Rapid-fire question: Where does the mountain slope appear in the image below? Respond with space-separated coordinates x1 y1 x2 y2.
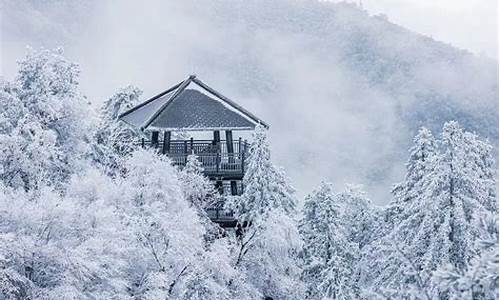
2 0 497 202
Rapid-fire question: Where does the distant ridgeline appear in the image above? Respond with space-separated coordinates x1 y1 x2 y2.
175 0 498 141
119 75 269 228
169 0 498 199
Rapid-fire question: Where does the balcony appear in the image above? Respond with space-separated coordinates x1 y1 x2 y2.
141 139 250 180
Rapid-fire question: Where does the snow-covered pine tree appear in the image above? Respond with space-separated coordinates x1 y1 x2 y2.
385 127 437 227
419 121 495 272
361 121 498 297
336 184 378 250
223 125 303 299
299 182 360 299
462 130 498 213
434 211 499 300
358 128 439 293
226 124 295 224
271 166 297 214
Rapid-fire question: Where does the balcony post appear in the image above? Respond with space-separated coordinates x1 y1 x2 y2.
241 150 245 174
213 130 221 173
184 140 188 163
213 130 220 145
225 130 234 162
151 131 159 148
226 130 238 194
162 131 171 154
241 139 248 174
216 150 220 173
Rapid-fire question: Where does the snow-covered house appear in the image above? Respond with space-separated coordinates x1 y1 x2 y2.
119 75 268 227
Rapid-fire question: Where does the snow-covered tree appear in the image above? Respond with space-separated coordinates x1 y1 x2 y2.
336 184 378 250
0 48 93 191
419 121 495 271
226 124 295 224
434 211 498 300
117 149 207 298
1 45 497 299
178 154 222 242
91 85 142 172
0 80 25 134
271 166 297 214
462 130 498 213
0 148 261 299
358 128 439 294
385 127 438 226
361 121 498 297
179 154 217 210
95 85 142 158
232 208 305 300
15 48 93 166
0 180 121 299
220 126 303 299
300 182 360 299
118 149 260 299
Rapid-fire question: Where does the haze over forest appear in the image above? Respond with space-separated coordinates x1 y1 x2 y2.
1 0 498 203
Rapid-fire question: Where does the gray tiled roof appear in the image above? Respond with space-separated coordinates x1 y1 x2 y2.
150 89 255 130
119 76 268 131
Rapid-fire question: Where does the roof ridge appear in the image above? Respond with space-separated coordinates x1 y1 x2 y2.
141 76 193 130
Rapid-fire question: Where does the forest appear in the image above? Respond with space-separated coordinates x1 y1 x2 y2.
0 49 497 299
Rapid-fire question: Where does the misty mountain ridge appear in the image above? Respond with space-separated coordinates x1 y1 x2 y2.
179 0 498 200
192 0 497 135
3 0 498 203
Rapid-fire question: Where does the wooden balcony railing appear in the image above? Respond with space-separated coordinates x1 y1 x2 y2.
140 139 250 178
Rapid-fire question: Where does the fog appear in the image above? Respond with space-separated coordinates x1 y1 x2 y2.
1 0 497 204
355 0 498 59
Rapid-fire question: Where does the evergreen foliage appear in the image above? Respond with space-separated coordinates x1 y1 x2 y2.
300 182 362 299
226 124 296 225
360 122 498 299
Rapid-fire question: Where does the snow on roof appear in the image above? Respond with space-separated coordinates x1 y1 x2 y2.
119 75 269 131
